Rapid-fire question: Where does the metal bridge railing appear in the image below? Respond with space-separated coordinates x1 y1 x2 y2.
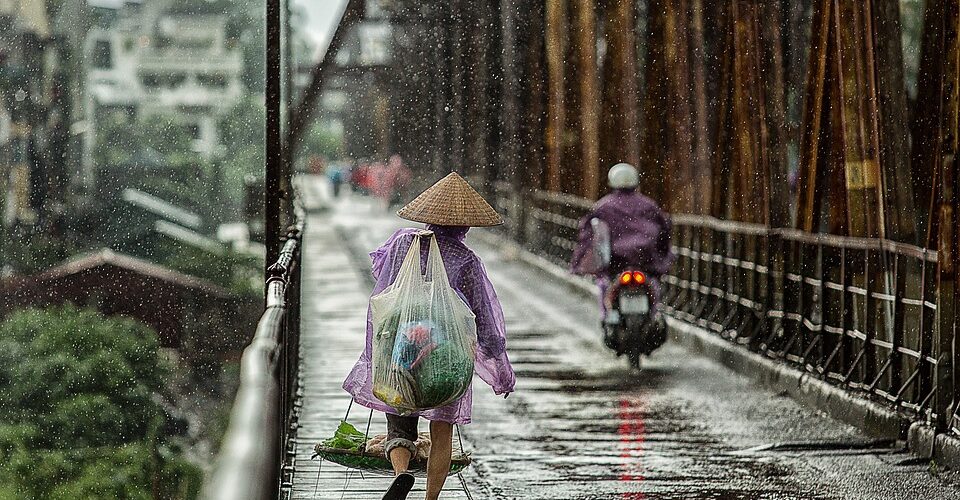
491 182 593 266
492 184 957 435
662 216 949 427
202 208 305 500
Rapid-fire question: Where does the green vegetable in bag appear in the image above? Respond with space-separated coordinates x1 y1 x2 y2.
416 342 473 408
375 303 430 344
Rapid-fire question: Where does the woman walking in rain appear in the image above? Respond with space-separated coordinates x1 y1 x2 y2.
342 172 516 500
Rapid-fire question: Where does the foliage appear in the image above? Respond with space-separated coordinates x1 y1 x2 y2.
301 121 345 166
156 238 261 295
94 101 267 224
0 306 202 499
218 95 266 219
177 296 257 379
1 225 79 275
207 361 241 450
93 111 233 224
95 113 197 169
154 239 260 377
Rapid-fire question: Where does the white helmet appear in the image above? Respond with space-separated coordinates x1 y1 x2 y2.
607 163 639 189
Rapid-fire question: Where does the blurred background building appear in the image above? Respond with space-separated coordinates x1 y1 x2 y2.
0 0 57 228
82 0 244 175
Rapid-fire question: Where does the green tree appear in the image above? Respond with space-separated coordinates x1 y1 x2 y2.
0 306 202 499
95 113 197 169
218 95 265 219
301 121 345 166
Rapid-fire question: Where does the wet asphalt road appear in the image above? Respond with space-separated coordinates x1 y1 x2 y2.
292 178 960 499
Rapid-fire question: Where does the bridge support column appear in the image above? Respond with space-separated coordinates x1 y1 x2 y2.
599 0 642 187
544 0 567 193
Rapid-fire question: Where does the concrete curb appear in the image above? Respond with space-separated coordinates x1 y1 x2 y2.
474 229 960 467
665 319 907 440
908 422 960 469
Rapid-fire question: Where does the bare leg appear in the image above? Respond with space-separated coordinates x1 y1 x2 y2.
389 447 412 476
425 421 453 500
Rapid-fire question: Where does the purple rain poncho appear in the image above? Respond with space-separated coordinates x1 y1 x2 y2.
570 190 675 307
343 225 515 425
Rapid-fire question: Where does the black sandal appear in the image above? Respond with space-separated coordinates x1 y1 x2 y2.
382 472 415 500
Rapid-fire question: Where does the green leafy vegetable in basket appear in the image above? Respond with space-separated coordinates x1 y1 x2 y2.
322 421 367 451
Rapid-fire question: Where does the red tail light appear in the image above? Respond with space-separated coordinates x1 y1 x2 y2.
618 271 646 286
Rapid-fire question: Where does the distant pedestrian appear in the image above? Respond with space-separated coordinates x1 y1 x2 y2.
351 162 372 195
309 155 327 176
369 160 388 204
385 154 413 208
343 172 516 500
326 163 344 198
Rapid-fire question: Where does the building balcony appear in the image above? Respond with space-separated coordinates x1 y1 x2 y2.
136 50 243 74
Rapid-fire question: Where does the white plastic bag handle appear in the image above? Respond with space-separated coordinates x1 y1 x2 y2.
393 232 423 288
424 234 452 288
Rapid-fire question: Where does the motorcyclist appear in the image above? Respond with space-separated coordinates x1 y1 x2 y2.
570 163 675 323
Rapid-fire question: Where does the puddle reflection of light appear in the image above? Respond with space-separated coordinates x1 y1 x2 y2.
618 397 646 499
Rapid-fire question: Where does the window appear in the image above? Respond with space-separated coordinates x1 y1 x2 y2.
141 73 160 89
92 40 112 69
197 73 228 89
140 73 186 89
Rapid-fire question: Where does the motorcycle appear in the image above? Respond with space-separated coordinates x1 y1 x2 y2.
575 217 667 368
602 269 667 369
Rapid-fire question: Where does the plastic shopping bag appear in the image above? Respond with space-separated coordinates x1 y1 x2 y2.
577 218 612 275
370 231 478 413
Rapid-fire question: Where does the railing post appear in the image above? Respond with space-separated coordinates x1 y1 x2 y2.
935 287 956 430
889 253 906 403
515 188 529 246
918 252 936 424
760 229 780 351
265 0 284 273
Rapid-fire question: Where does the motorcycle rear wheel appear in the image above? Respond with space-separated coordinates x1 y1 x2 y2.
622 314 646 369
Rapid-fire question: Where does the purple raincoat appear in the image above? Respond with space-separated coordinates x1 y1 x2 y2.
571 189 675 277
343 225 515 424
570 190 675 309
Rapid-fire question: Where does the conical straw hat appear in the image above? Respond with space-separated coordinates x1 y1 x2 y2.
397 172 504 227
